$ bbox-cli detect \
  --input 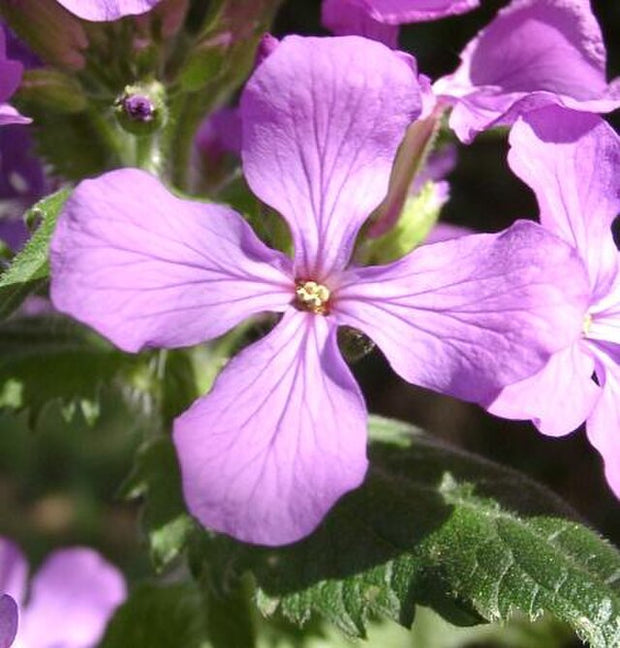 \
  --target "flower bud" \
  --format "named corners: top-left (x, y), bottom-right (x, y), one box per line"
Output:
top-left (115, 82), bottom-right (167, 136)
